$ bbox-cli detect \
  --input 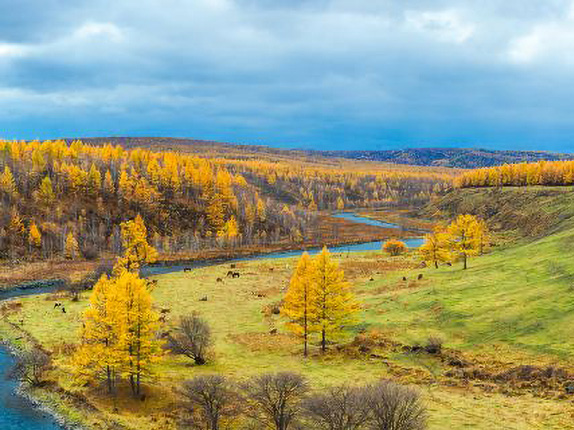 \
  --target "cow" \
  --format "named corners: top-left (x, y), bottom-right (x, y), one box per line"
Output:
top-left (216, 277), bottom-right (223, 283)
top-left (232, 272), bottom-right (240, 278)
top-left (184, 267), bottom-right (192, 273)
top-left (418, 274), bottom-right (423, 280)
